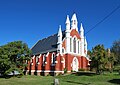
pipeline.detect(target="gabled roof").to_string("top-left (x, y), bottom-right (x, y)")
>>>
top-left (31, 31), bottom-right (65, 55)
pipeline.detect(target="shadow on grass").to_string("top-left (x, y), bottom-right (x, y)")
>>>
top-left (51, 83), bottom-right (54, 85)
top-left (76, 71), bottom-right (96, 76)
top-left (108, 79), bottom-right (120, 84)
top-left (65, 80), bottom-right (91, 85)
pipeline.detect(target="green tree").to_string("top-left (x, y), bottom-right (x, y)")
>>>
top-left (111, 39), bottom-right (120, 65)
top-left (106, 49), bottom-right (115, 72)
top-left (90, 44), bottom-right (107, 74)
top-left (111, 39), bottom-right (120, 74)
top-left (0, 41), bottom-right (31, 76)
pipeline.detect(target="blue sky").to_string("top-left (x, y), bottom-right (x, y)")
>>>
top-left (0, 0), bottom-right (120, 50)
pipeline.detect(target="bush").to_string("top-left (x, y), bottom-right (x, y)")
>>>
top-left (113, 65), bottom-right (120, 73)
top-left (71, 70), bottom-right (73, 72)
top-left (64, 68), bottom-right (67, 74)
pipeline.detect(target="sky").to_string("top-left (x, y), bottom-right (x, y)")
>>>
top-left (0, 0), bottom-right (120, 50)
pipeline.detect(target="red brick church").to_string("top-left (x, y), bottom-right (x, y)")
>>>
top-left (26, 13), bottom-right (90, 76)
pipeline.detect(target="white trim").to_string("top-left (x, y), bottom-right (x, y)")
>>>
top-left (32, 55), bottom-right (35, 59)
top-left (43, 54), bottom-right (45, 62)
top-left (37, 62), bottom-right (40, 64)
top-left (86, 56), bottom-right (91, 61)
top-left (61, 61), bottom-right (64, 63)
top-left (45, 62), bottom-right (47, 64)
top-left (51, 52), bottom-right (55, 64)
top-left (55, 61), bottom-right (58, 63)
top-left (88, 63), bottom-right (90, 65)
top-left (56, 53), bottom-right (59, 56)
top-left (46, 52), bottom-right (49, 57)
top-left (36, 55), bottom-right (38, 63)
top-left (67, 71), bottom-right (71, 72)
top-left (31, 63), bottom-right (33, 65)
top-left (30, 70), bottom-right (36, 72)
top-left (38, 54), bottom-right (41, 58)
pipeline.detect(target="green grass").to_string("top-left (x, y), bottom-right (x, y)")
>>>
top-left (0, 72), bottom-right (120, 85)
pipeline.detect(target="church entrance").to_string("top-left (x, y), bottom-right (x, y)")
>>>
top-left (72, 57), bottom-right (78, 72)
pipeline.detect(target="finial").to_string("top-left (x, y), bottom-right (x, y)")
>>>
top-left (58, 25), bottom-right (62, 36)
top-left (65, 15), bottom-right (70, 24)
top-left (71, 13), bottom-right (77, 21)
top-left (59, 25), bottom-right (61, 29)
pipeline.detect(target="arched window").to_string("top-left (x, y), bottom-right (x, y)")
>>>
top-left (43, 55), bottom-right (46, 64)
top-left (70, 38), bottom-right (72, 52)
top-left (73, 38), bottom-right (76, 53)
top-left (78, 41), bottom-right (80, 54)
top-left (51, 53), bottom-right (56, 64)
top-left (62, 48), bottom-right (64, 53)
top-left (36, 56), bottom-right (38, 63)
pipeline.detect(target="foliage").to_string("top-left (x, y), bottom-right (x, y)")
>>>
top-left (113, 65), bottom-right (120, 75)
top-left (0, 41), bottom-right (31, 76)
top-left (111, 39), bottom-right (120, 65)
top-left (64, 68), bottom-right (67, 74)
top-left (90, 44), bottom-right (115, 74)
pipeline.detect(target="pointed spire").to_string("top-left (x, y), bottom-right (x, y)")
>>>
top-left (71, 13), bottom-right (77, 21)
top-left (71, 13), bottom-right (78, 31)
top-left (57, 25), bottom-right (62, 54)
top-left (80, 23), bottom-right (84, 38)
top-left (65, 15), bottom-right (70, 24)
top-left (84, 37), bottom-right (87, 45)
top-left (65, 15), bottom-right (70, 31)
top-left (80, 23), bottom-right (84, 32)
top-left (84, 37), bottom-right (87, 56)
top-left (58, 25), bottom-right (62, 36)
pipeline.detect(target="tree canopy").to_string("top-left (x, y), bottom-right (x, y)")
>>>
top-left (89, 44), bottom-right (115, 74)
top-left (0, 41), bottom-right (31, 76)
top-left (111, 39), bottom-right (120, 65)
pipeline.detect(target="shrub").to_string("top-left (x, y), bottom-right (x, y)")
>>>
top-left (64, 68), bottom-right (67, 74)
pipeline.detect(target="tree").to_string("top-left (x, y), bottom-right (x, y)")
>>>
top-left (90, 44), bottom-right (108, 74)
top-left (106, 49), bottom-right (115, 72)
top-left (111, 39), bottom-right (120, 74)
top-left (111, 39), bottom-right (120, 65)
top-left (0, 41), bottom-right (31, 76)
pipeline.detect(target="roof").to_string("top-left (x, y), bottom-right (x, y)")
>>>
top-left (31, 31), bottom-right (65, 55)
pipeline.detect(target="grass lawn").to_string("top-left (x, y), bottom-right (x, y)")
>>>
top-left (0, 72), bottom-right (120, 85)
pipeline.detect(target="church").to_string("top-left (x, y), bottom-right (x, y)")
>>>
top-left (26, 13), bottom-right (90, 76)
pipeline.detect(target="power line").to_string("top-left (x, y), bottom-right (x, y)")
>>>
top-left (85, 4), bottom-right (120, 35)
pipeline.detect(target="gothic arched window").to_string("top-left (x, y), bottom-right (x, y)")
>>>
top-left (70, 38), bottom-right (72, 52)
top-left (43, 55), bottom-right (46, 64)
top-left (78, 41), bottom-right (80, 54)
top-left (36, 56), bottom-right (38, 63)
top-left (51, 53), bottom-right (56, 64)
top-left (73, 38), bottom-right (76, 53)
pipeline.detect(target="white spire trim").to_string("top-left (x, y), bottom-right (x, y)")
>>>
top-left (71, 13), bottom-right (78, 31)
top-left (80, 23), bottom-right (84, 38)
top-left (65, 15), bottom-right (70, 24)
top-left (58, 25), bottom-right (62, 37)
top-left (57, 25), bottom-right (62, 55)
